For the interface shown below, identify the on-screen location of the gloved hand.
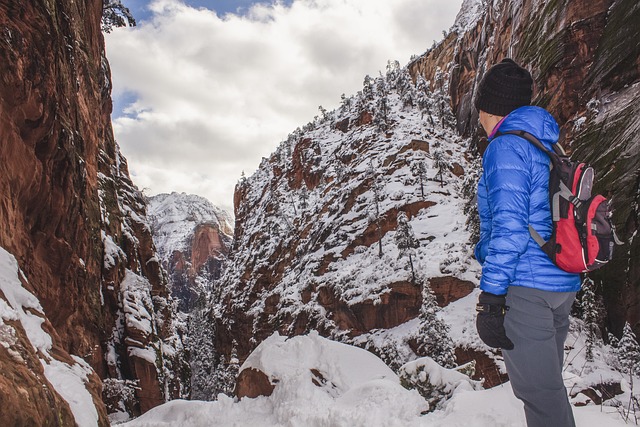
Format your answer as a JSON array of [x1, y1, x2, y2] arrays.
[[475, 291, 514, 350]]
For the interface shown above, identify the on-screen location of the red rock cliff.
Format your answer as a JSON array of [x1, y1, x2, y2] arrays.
[[0, 1, 186, 423], [409, 0, 640, 337]]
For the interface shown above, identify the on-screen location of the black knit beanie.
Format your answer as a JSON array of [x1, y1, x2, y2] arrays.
[[474, 58, 533, 116]]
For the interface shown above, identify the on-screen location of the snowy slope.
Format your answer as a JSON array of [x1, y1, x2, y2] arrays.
[[215, 63, 481, 372]]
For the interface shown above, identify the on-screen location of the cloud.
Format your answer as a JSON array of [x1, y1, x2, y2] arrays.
[[105, 0, 463, 214]]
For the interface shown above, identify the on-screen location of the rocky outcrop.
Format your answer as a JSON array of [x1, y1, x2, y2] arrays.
[[235, 368, 276, 399], [0, 0, 186, 422], [410, 0, 640, 337]]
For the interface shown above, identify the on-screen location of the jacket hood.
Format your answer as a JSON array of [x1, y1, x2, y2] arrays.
[[492, 106, 560, 150]]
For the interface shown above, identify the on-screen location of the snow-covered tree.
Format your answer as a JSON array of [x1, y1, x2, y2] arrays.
[[362, 75, 375, 101], [366, 160, 385, 258], [580, 277, 601, 362], [102, 0, 136, 33], [410, 159, 429, 199], [432, 147, 450, 187], [618, 322, 640, 376], [432, 67, 456, 129], [461, 154, 481, 245], [188, 292, 218, 400], [414, 284, 456, 368], [339, 93, 351, 115], [374, 75, 390, 132], [415, 76, 435, 126], [395, 212, 420, 284], [299, 184, 309, 212]]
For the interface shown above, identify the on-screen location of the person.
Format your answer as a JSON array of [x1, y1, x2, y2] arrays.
[[473, 58, 581, 427]]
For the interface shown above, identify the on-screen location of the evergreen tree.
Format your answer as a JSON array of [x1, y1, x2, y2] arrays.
[[410, 159, 429, 199], [618, 322, 640, 376], [461, 155, 481, 245], [415, 284, 456, 368], [188, 292, 218, 400], [339, 93, 351, 115], [299, 184, 309, 212], [432, 148, 450, 187], [609, 332, 620, 348], [432, 67, 456, 129], [395, 212, 420, 284], [580, 277, 600, 362], [362, 75, 374, 101], [374, 75, 390, 132], [366, 160, 385, 258], [385, 60, 401, 89], [415, 76, 435, 126], [102, 0, 136, 33]]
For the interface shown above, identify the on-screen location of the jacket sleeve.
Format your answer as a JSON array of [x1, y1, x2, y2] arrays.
[[479, 137, 532, 295], [474, 175, 491, 264]]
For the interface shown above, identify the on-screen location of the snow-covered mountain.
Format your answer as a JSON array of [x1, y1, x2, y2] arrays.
[[212, 60, 488, 384], [147, 192, 233, 311]]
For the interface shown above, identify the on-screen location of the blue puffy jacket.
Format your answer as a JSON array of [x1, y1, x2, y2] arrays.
[[475, 106, 581, 295]]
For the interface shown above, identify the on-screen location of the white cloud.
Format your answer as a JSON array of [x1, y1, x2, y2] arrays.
[[105, 0, 463, 214]]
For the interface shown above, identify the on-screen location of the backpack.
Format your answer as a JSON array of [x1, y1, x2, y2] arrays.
[[498, 130, 619, 273]]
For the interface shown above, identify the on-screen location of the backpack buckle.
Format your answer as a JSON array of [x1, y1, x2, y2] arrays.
[[571, 197, 583, 209]]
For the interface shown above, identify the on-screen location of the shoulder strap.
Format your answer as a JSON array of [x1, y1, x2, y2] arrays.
[[496, 130, 564, 162]]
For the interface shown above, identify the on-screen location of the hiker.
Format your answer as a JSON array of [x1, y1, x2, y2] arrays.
[[473, 58, 581, 427]]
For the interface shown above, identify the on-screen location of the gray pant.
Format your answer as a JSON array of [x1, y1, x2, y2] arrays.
[[503, 286, 577, 427]]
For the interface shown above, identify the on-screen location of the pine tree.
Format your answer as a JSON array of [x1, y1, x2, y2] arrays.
[[299, 184, 309, 212], [395, 212, 420, 284], [432, 67, 456, 129], [415, 284, 456, 368], [415, 76, 435, 126], [580, 277, 600, 362], [339, 93, 351, 115], [374, 76, 389, 132], [102, 0, 136, 33], [366, 160, 385, 258], [362, 75, 374, 101], [410, 160, 429, 199], [618, 322, 640, 376], [188, 292, 218, 400], [461, 155, 481, 245], [432, 148, 450, 188]]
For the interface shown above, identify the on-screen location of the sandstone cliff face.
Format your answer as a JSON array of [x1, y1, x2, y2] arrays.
[[0, 1, 186, 423], [409, 0, 640, 336]]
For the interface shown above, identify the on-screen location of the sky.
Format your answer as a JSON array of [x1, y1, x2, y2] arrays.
[[105, 0, 465, 214]]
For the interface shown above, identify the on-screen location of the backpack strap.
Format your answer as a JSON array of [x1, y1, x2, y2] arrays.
[[528, 224, 548, 246], [495, 130, 565, 162], [495, 130, 569, 246]]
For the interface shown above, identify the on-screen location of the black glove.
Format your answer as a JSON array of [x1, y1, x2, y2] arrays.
[[475, 292, 514, 350]]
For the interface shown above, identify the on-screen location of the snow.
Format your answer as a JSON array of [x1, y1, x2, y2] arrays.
[[147, 192, 233, 265], [0, 246, 99, 427], [241, 331, 400, 392], [43, 356, 100, 427], [121, 331, 633, 427], [451, 0, 485, 35], [103, 230, 125, 270]]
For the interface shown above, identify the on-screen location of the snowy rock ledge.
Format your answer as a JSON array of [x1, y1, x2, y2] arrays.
[[237, 331, 428, 423]]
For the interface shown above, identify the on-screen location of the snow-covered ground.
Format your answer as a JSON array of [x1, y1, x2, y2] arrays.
[[120, 286, 637, 427], [120, 329, 635, 427]]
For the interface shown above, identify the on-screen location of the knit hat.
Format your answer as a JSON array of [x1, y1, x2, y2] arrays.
[[474, 58, 533, 116]]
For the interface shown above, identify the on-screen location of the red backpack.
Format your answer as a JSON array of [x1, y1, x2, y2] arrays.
[[499, 130, 619, 273]]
